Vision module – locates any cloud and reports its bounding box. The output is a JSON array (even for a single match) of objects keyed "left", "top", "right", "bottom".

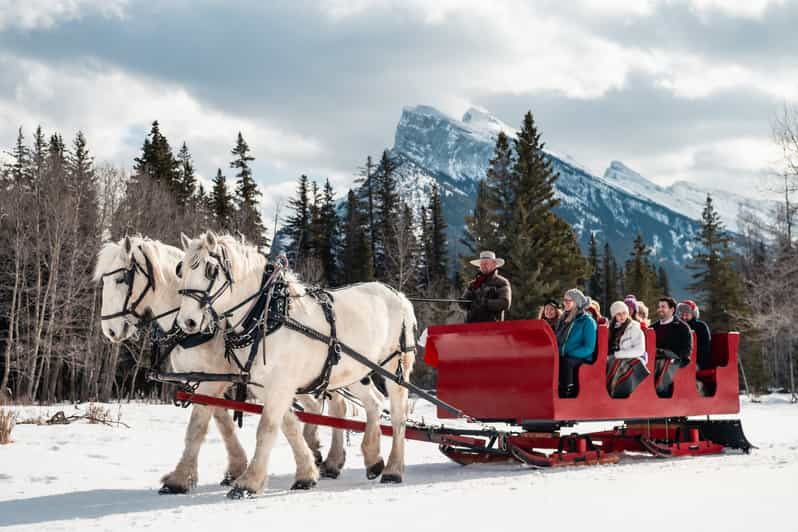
[
  {"left": 0, "top": 0, "right": 127, "bottom": 31},
  {"left": 0, "top": 0, "right": 794, "bottom": 205}
]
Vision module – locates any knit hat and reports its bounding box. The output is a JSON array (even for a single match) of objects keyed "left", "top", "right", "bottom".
[
  {"left": 677, "top": 300, "right": 699, "bottom": 319},
  {"left": 564, "top": 288, "right": 588, "bottom": 310},
  {"left": 544, "top": 298, "right": 560, "bottom": 310},
  {"left": 610, "top": 301, "right": 629, "bottom": 318},
  {"left": 624, "top": 295, "right": 638, "bottom": 316}
]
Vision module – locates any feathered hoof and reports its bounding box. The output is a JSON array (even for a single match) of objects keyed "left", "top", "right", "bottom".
[
  {"left": 290, "top": 479, "right": 317, "bottom": 490},
  {"left": 313, "top": 449, "right": 324, "bottom": 466},
  {"left": 226, "top": 486, "right": 256, "bottom": 499},
  {"left": 380, "top": 473, "right": 403, "bottom": 484},
  {"left": 366, "top": 458, "right": 385, "bottom": 480},
  {"left": 220, "top": 472, "right": 235, "bottom": 487},
  {"left": 158, "top": 484, "right": 189, "bottom": 495},
  {"left": 320, "top": 463, "right": 341, "bottom": 479}
]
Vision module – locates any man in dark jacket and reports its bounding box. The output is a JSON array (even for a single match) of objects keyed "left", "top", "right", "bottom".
[
  {"left": 460, "top": 251, "right": 512, "bottom": 323},
  {"left": 677, "top": 300, "right": 712, "bottom": 369},
  {"left": 651, "top": 296, "right": 693, "bottom": 397}
]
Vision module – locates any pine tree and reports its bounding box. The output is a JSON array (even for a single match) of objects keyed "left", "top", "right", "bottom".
[
  {"left": 314, "top": 179, "right": 340, "bottom": 286},
  {"left": 624, "top": 233, "right": 658, "bottom": 304},
  {"left": 484, "top": 130, "right": 514, "bottom": 259},
  {"left": 340, "top": 188, "right": 374, "bottom": 283},
  {"left": 31, "top": 126, "right": 46, "bottom": 182},
  {"left": 9, "top": 127, "right": 31, "bottom": 183},
  {"left": 461, "top": 180, "right": 495, "bottom": 263},
  {"left": 657, "top": 265, "right": 671, "bottom": 297},
  {"left": 504, "top": 111, "right": 587, "bottom": 318},
  {"left": 395, "top": 202, "right": 419, "bottom": 292},
  {"left": 284, "top": 174, "right": 312, "bottom": 265},
  {"left": 601, "top": 242, "right": 619, "bottom": 311},
  {"left": 133, "top": 121, "right": 180, "bottom": 190},
  {"left": 355, "top": 156, "right": 377, "bottom": 272},
  {"left": 424, "top": 183, "right": 448, "bottom": 290},
  {"left": 175, "top": 142, "right": 196, "bottom": 207},
  {"left": 374, "top": 150, "right": 400, "bottom": 280},
  {"left": 230, "top": 132, "right": 267, "bottom": 246},
  {"left": 587, "top": 232, "right": 601, "bottom": 300},
  {"left": 210, "top": 168, "right": 234, "bottom": 231},
  {"left": 689, "top": 194, "right": 745, "bottom": 330}
]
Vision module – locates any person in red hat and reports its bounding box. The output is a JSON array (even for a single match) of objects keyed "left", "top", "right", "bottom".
[{"left": 678, "top": 299, "right": 713, "bottom": 371}]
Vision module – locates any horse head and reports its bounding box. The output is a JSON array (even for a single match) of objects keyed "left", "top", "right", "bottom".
[{"left": 94, "top": 235, "right": 172, "bottom": 343}]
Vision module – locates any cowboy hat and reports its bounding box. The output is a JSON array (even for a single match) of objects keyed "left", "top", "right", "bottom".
[{"left": 469, "top": 250, "right": 505, "bottom": 268}]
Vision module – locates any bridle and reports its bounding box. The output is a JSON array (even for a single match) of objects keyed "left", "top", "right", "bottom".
[
  {"left": 100, "top": 250, "right": 156, "bottom": 325},
  {"left": 177, "top": 247, "right": 235, "bottom": 329}
]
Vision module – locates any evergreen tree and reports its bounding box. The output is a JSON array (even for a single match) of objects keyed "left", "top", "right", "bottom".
[
  {"left": 395, "top": 202, "right": 419, "bottom": 292},
  {"left": 133, "top": 121, "right": 180, "bottom": 190},
  {"left": 484, "top": 130, "right": 514, "bottom": 259},
  {"left": 355, "top": 155, "right": 377, "bottom": 272},
  {"left": 601, "top": 242, "right": 619, "bottom": 311},
  {"left": 314, "top": 179, "right": 340, "bottom": 286},
  {"left": 340, "top": 188, "right": 374, "bottom": 283},
  {"left": 657, "top": 265, "right": 671, "bottom": 297},
  {"left": 624, "top": 233, "right": 658, "bottom": 304},
  {"left": 504, "top": 111, "right": 587, "bottom": 318},
  {"left": 587, "top": 232, "right": 601, "bottom": 300},
  {"left": 31, "top": 126, "right": 46, "bottom": 182},
  {"left": 210, "top": 168, "right": 234, "bottom": 231},
  {"left": 461, "top": 180, "right": 495, "bottom": 263},
  {"left": 230, "top": 132, "right": 267, "bottom": 245},
  {"left": 423, "top": 183, "right": 448, "bottom": 289},
  {"left": 689, "top": 195, "right": 745, "bottom": 330},
  {"left": 284, "top": 174, "right": 312, "bottom": 265},
  {"left": 374, "top": 150, "right": 400, "bottom": 280},
  {"left": 175, "top": 142, "right": 196, "bottom": 207},
  {"left": 9, "top": 127, "right": 31, "bottom": 183}
]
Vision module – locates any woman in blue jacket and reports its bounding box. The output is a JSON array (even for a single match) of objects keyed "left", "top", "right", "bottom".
[{"left": 554, "top": 288, "right": 598, "bottom": 398}]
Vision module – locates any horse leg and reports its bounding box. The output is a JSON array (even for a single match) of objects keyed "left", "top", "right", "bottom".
[
  {"left": 381, "top": 352, "right": 414, "bottom": 484},
  {"left": 348, "top": 379, "right": 385, "bottom": 479},
  {"left": 160, "top": 404, "right": 212, "bottom": 494},
  {"left": 212, "top": 407, "right": 248, "bottom": 486},
  {"left": 281, "top": 409, "right": 321, "bottom": 490},
  {"left": 227, "top": 388, "right": 295, "bottom": 498},
  {"left": 296, "top": 395, "right": 324, "bottom": 466},
  {"left": 319, "top": 392, "right": 347, "bottom": 479}
]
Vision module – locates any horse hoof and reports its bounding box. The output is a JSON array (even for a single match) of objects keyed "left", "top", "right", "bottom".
[
  {"left": 226, "top": 486, "right": 255, "bottom": 499},
  {"left": 320, "top": 464, "right": 340, "bottom": 479},
  {"left": 220, "top": 472, "right": 235, "bottom": 487},
  {"left": 159, "top": 484, "right": 188, "bottom": 495},
  {"left": 290, "top": 479, "right": 317, "bottom": 490},
  {"left": 313, "top": 449, "right": 323, "bottom": 466},
  {"left": 380, "top": 474, "right": 403, "bottom": 484},
  {"left": 366, "top": 458, "right": 385, "bottom": 480}
]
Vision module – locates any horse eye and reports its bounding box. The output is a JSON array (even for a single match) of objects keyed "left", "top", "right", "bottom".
[{"left": 115, "top": 275, "right": 127, "bottom": 285}]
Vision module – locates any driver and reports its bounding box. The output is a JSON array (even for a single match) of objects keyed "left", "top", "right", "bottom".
[{"left": 460, "top": 251, "right": 512, "bottom": 323}]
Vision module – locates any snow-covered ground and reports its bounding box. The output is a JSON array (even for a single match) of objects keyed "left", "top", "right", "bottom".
[{"left": 1, "top": 396, "right": 796, "bottom": 531}]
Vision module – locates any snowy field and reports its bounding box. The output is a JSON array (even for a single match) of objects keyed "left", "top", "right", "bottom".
[{"left": 1, "top": 396, "right": 796, "bottom": 531}]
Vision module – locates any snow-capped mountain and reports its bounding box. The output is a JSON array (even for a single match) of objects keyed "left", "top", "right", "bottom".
[{"left": 389, "top": 105, "right": 768, "bottom": 298}]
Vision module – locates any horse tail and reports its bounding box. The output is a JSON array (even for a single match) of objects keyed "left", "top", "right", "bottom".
[{"left": 398, "top": 293, "right": 418, "bottom": 355}]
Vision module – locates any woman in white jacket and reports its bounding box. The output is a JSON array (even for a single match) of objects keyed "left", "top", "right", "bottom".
[{"left": 606, "top": 301, "right": 651, "bottom": 398}]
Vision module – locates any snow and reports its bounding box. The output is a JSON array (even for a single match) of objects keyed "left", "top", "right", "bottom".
[
  {"left": 1, "top": 396, "right": 796, "bottom": 531},
  {"left": 602, "top": 161, "right": 778, "bottom": 233}
]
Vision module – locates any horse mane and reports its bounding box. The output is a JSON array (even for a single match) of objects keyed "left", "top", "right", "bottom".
[{"left": 93, "top": 235, "right": 182, "bottom": 284}]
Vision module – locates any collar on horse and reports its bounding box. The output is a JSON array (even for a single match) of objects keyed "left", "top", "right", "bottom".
[{"left": 100, "top": 247, "right": 156, "bottom": 325}]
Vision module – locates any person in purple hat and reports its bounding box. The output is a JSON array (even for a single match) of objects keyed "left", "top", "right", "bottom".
[{"left": 624, "top": 295, "right": 638, "bottom": 320}]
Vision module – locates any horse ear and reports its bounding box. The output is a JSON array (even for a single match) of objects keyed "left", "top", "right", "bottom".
[
  {"left": 180, "top": 232, "right": 191, "bottom": 251},
  {"left": 205, "top": 231, "right": 218, "bottom": 252},
  {"left": 123, "top": 236, "right": 133, "bottom": 257}
]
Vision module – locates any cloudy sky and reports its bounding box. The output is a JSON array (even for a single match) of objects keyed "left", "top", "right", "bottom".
[{"left": 1, "top": 0, "right": 795, "bottom": 217}]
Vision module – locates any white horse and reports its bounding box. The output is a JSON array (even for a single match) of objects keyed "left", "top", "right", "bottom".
[
  {"left": 94, "top": 236, "right": 350, "bottom": 492},
  {"left": 176, "top": 231, "right": 416, "bottom": 497}
]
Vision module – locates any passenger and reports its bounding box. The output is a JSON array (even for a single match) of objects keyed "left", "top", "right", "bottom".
[
  {"left": 537, "top": 299, "right": 561, "bottom": 330},
  {"left": 677, "top": 300, "right": 712, "bottom": 369},
  {"left": 636, "top": 301, "right": 651, "bottom": 328},
  {"left": 678, "top": 300, "right": 714, "bottom": 396},
  {"left": 554, "top": 288, "right": 598, "bottom": 398},
  {"left": 624, "top": 294, "right": 639, "bottom": 320},
  {"left": 586, "top": 298, "right": 604, "bottom": 324},
  {"left": 606, "top": 301, "right": 650, "bottom": 398},
  {"left": 651, "top": 296, "right": 693, "bottom": 397},
  {"left": 460, "top": 251, "right": 512, "bottom": 323}
]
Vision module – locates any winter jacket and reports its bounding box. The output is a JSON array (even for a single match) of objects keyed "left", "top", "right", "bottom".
[
  {"left": 608, "top": 319, "right": 647, "bottom": 362},
  {"left": 460, "top": 271, "right": 512, "bottom": 323},
  {"left": 556, "top": 312, "right": 597, "bottom": 361},
  {"left": 651, "top": 316, "right": 693, "bottom": 367},
  {"left": 686, "top": 318, "right": 712, "bottom": 369}
]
